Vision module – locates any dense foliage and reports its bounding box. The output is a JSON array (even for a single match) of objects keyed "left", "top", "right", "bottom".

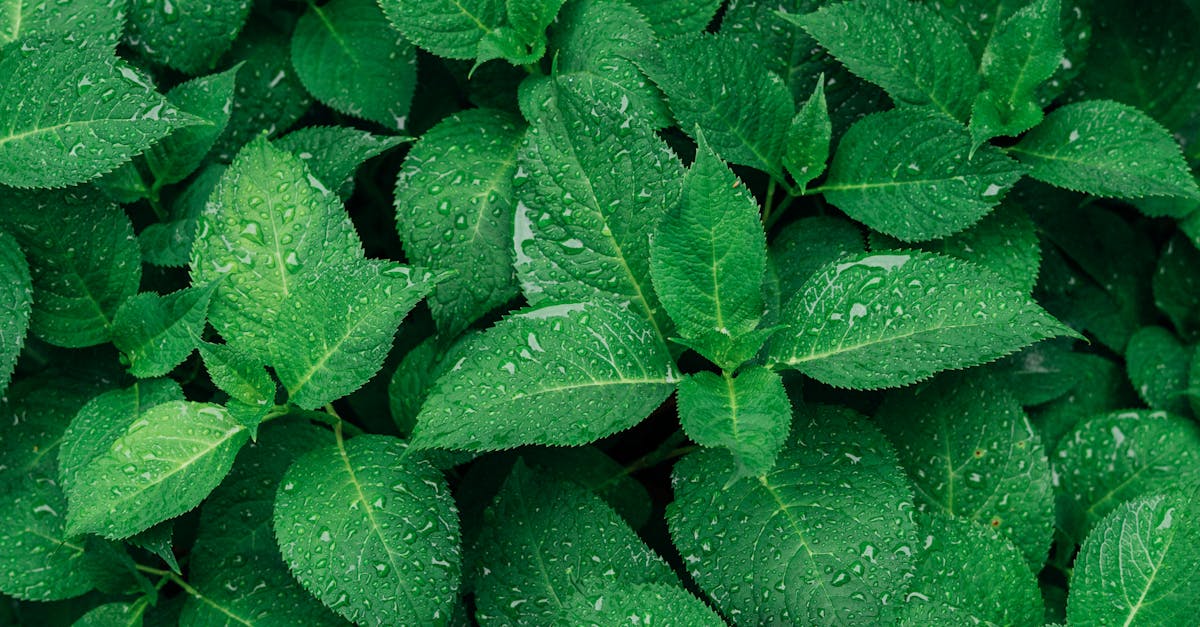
[{"left": 2, "top": 0, "right": 1200, "bottom": 625}]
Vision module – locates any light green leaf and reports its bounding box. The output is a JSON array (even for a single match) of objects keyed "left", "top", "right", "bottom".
[
  {"left": 72, "top": 600, "right": 147, "bottom": 627},
  {"left": 0, "top": 38, "right": 194, "bottom": 189},
  {"left": 292, "top": 0, "right": 416, "bottom": 130},
  {"left": 1053, "top": 410, "right": 1200, "bottom": 542},
  {"left": 677, "top": 367, "right": 791, "bottom": 477},
  {"left": 900, "top": 511, "right": 1041, "bottom": 627},
  {"left": 65, "top": 401, "right": 248, "bottom": 539},
  {"left": 769, "top": 251, "right": 1073, "bottom": 390},
  {"left": 395, "top": 108, "right": 523, "bottom": 337},
  {"left": 626, "top": 0, "right": 720, "bottom": 37},
  {"left": 378, "top": 0, "right": 502, "bottom": 60},
  {"left": 769, "top": 215, "right": 864, "bottom": 300},
  {"left": 820, "top": 108, "right": 1026, "bottom": 241},
  {"left": 0, "top": 189, "right": 141, "bottom": 348},
  {"left": 273, "top": 435, "right": 460, "bottom": 626},
  {"left": 1153, "top": 233, "right": 1200, "bottom": 341},
  {"left": 275, "top": 126, "right": 407, "bottom": 201},
  {"left": 1126, "top": 326, "right": 1192, "bottom": 416},
  {"left": 190, "top": 137, "right": 362, "bottom": 363},
  {"left": 412, "top": 300, "right": 678, "bottom": 451},
  {"left": 59, "top": 379, "right": 184, "bottom": 497},
  {"left": 1068, "top": 490, "right": 1200, "bottom": 626},
  {"left": 784, "top": 77, "right": 831, "bottom": 191},
  {"left": 642, "top": 32, "right": 793, "bottom": 175},
  {"left": 145, "top": 66, "right": 240, "bottom": 187},
  {"left": 126, "top": 0, "right": 250, "bottom": 73},
  {"left": 787, "top": 0, "right": 977, "bottom": 121},
  {"left": 669, "top": 405, "right": 918, "bottom": 625},
  {"left": 182, "top": 420, "right": 343, "bottom": 627},
  {"left": 0, "top": 229, "right": 31, "bottom": 393},
  {"left": 969, "top": 0, "right": 1063, "bottom": 145},
  {"left": 554, "top": 580, "right": 724, "bottom": 627},
  {"left": 0, "top": 0, "right": 125, "bottom": 48},
  {"left": 875, "top": 373, "right": 1055, "bottom": 567},
  {"left": 1010, "top": 100, "right": 1200, "bottom": 200},
  {"left": 271, "top": 258, "right": 438, "bottom": 410},
  {"left": 198, "top": 341, "right": 275, "bottom": 408},
  {"left": 112, "top": 283, "right": 217, "bottom": 379},
  {"left": 649, "top": 135, "right": 767, "bottom": 365},
  {"left": 506, "top": 0, "right": 564, "bottom": 44},
  {"left": 474, "top": 462, "right": 677, "bottom": 626},
  {"left": 514, "top": 76, "right": 682, "bottom": 341}
]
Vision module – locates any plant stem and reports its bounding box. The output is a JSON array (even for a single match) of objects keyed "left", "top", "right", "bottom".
[
  {"left": 619, "top": 430, "right": 695, "bottom": 477},
  {"left": 762, "top": 179, "right": 778, "bottom": 225}
]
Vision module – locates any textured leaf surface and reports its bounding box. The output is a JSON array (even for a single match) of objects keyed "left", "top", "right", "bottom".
[
  {"left": 554, "top": 581, "right": 723, "bottom": 626},
  {"left": 769, "top": 216, "right": 864, "bottom": 300},
  {"left": 275, "top": 126, "right": 406, "bottom": 201},
  {"left": 0, "top": 0, "right": 125, "bottom": 48},
  {"left": 1125, "top": 326, "right": 1191, "bottom": 416},
  {"left": 198, "top": 341, "right": 275, "bottom": 409},
  {"left": 821, "top": 108, "right": 1026, "bottom": 241},
  {"left": 900, "top": 512, "right": 1041, "bottom": 627},
  {"left": 0, "top": 189, "right": 141, "bottom": 348},
  {"left": 1067, "top": 491, "right": 1200, "bottom": 627},
  {"left": 875, "top": 374, "right": 1054, "bottom": 566},
  {"left": 474, "top": 463, "right": 676, "bottom": 625},
  {"left": 784, "top": 78, "right": 831, "bottom": 190},
  {"left": 1053, "top": 410, "right": 1200, "bottom": 541},
  {"left": 111, "top": 283, "right": 216, "bottom": 379},
  {"left": 0, "top": 230, "right": 31, "bottom": 393},
  {"left": 273, "top": 435, "right": 460, "bottom": 626},
  {"left": 0, "top": 38, "right": 191, "bottom": 188},
  {"left": 643, "top": 33, "right": 793, "bottom": 174},
  {"left": 292, "top": 0, "right": 416, "bottom": 130},
  {"left": 126, "top": 0, "right": 250, "bottom": 73},
  {"left": 378, "top": 0, "right": 502, "bottom": 59},
  {"left": 413, "top": 301, "right": 677, "bottom": 450},
  {"left": 649, "top": 137, "right": 766, "bottom": 364},
  {"left": 145, "top": 67, "right": 239, "bottom": 187},
  {"left": 626, "top": 0, "right": 720, "bottom": 37},
  {"left": 514, "top": 76, "right": 682, "bottom": 340},
  {"left": 271, "top": 259, "right": 436, "bottom": 409},
  {"left": 65, "top": 401, "right": 247, "bottom": 539},
  {"left": 191, "top": 137, "right": 362, "bottom": 363},
  {"left": 669, "top": 405, "right": 917, "bottom": 626},
  {"left": 73, "top": 601, "right": 146, "bottom": 627},
  {"left": 770, "top": 251, "right": 1073, "bottom": 389},
  {"left": 1011, "top": 100, "right": 1200, "bottom": 200},
  {"left": 396, "top": 108, "right": 523, "bottom": 337},
  {"left": 677, "top": 367, "right": 791, "bottom": 477},
  {"left": 789, "top": 0, "right": 976, "bottom": 121}
]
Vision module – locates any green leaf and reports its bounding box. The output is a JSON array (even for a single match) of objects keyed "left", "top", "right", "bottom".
[
  {"left": 274, "top": 125, "right": 407, "bottom": 201},
  {"left": 1067, "top": 490, "right": 1200, "bottom": 626},
  {"left": 1153, "top": 233, "right": 1200, "bottom": 341},
  {"left": 788, "top": 0, "right": 977, "bottom": 121},
  {"left": 642, "top": 32, "right": 793, "bottom": 175},
  {"left": 1053, "top": 410, "right": 1200, "bottom": 542},
  {"left": 969, "top": 0, "right": 1063, "bottom": 145},
  {"left": 474, "top": 462, "right": 677, "bottom": 625},
  {"left": 111, "top": 283, "right": 217, "bottom": 379},
  {"left": 677, "top": 367, "right": 791, "bottom": 477},
  {"left": 144, "top": 66, "right": 240, "bottom": 187},
  {"left": 412, "top": 300, "right": 678, "bottom": 451},
  {"left": 128, "top": 521, "right": 179, "bottom": 574},
  {"left": 388, "top": 332, "right": 475, "bottom": 436},
  {"left": 875, "top": 373, "right": 1055, "bottom": 567},
  {"left": 395, "top": 108, "right": 523, "bottom": 337},
  {"left": 769, "top": 215, "right": 864, "bottom": 300},
  {"left": 292, "top": 0, "right": 416, "bottom": 130},
  {"left": 1010, "top": 100, "right": 1200, "bottom": 200},
  {"left": 669, "top": 405, "right": 918, "bottom": 625},
  {"left": 784, "top": 77, "right": 831, "bottom": 191},
  {"left": 521, "top": 446, "right": 653, "bottom": 530},
  {"left": 0, "top": 229, "right": 31, "bottom": 393},
  {"left": 554, "top": 581, "right": 724, "bottom": 627},
  {"left": 378, "top": 0, "right": 502, "bottom": 60},
  {"left": 65, "top": 401, "right": 248, "bottom": 539},
  {"left": 0, "top": 189, "right": 141, "bottom": 348},
  {"left": 126, "top": 0, "right": 250, "bottom": 73},
  {"left": 900, "top": 511, "right": 1041, "bottom": 627},
  {"left": 0, "top": 0, "right": 125, "bottom": 48},
  {"left": 869, "top": 201, "right": 1042, "bottom": 293},
  {"left": 190, "top": 137, "right": 362, "bottom": 364},
  {"left": 820, "top": 108, "right": 1026, "bottom": 241},
  {"left": 626, "top": 0, "right": 721, "bottom": 37},
  {"left": 273, "top": 434, "right": 460, "bottom": 626},
  {"left": 1126, "top": 326, "right": 1192, "bottom": 416},
  {"left": 72, "top": 601, "right": 146, "bottom": 627},
  {"left": 59, "top": 379, "right": 185, "bottom": 497},
  {"left": 506, "top": 0, "right": 565, "bottom": 44},
  {"left": 983, "top": 339, "right": 1086, "bottom": 407},
  {"left": 198, "top": 341, "right": 275, "bottom": 408},
  {"left": 514, "top": 76, "right": 682, "bottom": 340},
  {"left": 1030, "top": 352, "right": 1135, "bottom": 452},
  {"left": 271, "top": 258, "right": 438, "bottom": 410},
  {"left": 769, "top": 251, "right": 1074, "bottom": 390},
  {"left": 649, "top": 135, "right": 767, "bottom": 365},
  {"left": 139, "top": 165, "right": 222, "bottom": 269},
  {"left": 0, "top": 38, "right": 195, "bottom": 189}
]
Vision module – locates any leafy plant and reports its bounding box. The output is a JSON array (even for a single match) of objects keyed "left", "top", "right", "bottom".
[{"left": 3, "top": 0, "right": 1200, "bottom": 625}]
